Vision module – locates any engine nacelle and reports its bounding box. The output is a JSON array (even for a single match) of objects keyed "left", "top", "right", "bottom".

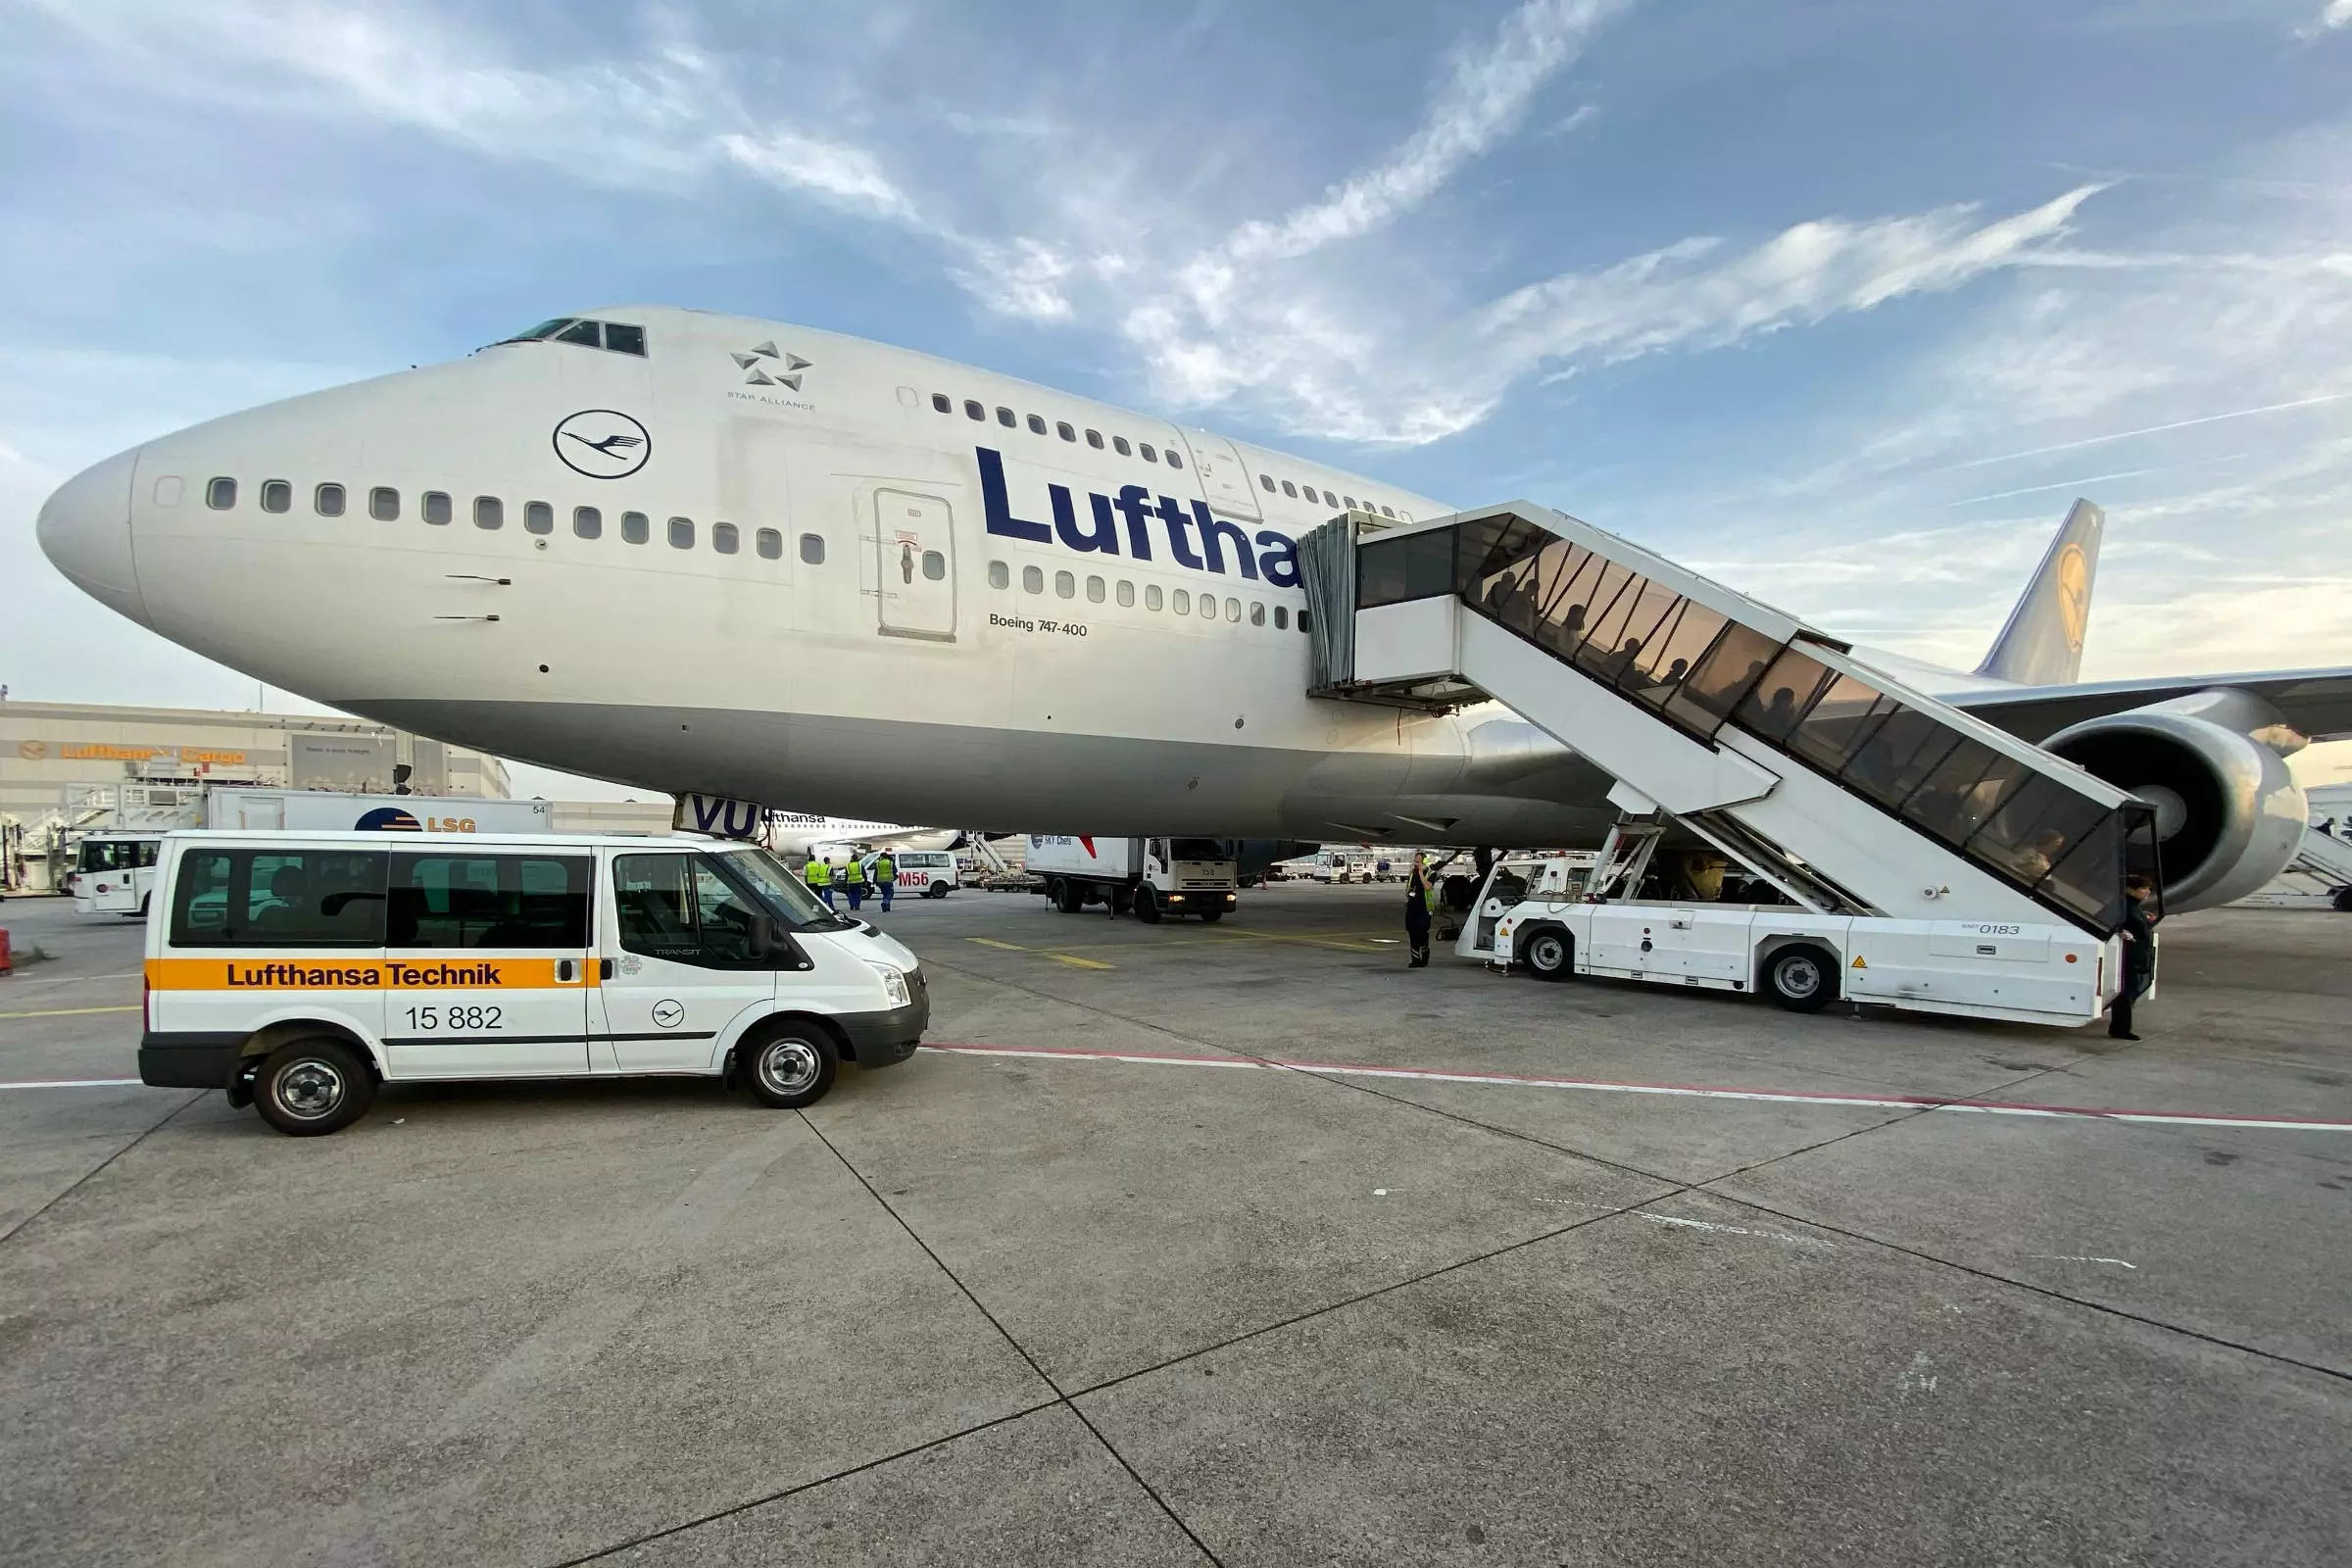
[{"left": 2044, "top": 689, "right": 2309, "bottom": 911}]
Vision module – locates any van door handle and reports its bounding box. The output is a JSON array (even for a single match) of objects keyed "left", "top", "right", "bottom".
[
  {"left": 558, "top": 958, "right": 576, "bottom": 983},
  {"left": 600, "top": 958, "right": 614, "bottom": 981}
]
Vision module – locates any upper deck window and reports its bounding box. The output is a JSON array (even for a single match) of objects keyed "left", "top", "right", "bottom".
[{"left": 495, "top": 318, "right": 646, "bottom": 356}]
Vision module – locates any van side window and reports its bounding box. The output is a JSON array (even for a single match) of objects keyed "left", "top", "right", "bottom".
[
  {"left": 388, "top": 854, "right": 590, "bottom": 948},
  {"left": 612, "top": 854, "right": 773, "bottom": 969},
  {"left": 169, "top": 848, "right": 388, "bottom": 947}
]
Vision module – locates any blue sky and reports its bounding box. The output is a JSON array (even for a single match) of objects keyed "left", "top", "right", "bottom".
[{"left": 5, "top": 0, "right": 2351, "bottom": 793}]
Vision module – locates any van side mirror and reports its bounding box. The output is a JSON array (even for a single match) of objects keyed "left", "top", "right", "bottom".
[{"left": 749, "top": 913, "right": 782, "bottom": 960}]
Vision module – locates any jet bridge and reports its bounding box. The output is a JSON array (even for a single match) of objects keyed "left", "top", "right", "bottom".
[{"left": 1298, "top": 504, "right": 2158, "bottom": 940}]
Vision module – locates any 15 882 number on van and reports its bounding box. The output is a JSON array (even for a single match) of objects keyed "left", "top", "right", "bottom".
[{"left": 402, "top": 1005, "right": 503, "bottom": 1032}]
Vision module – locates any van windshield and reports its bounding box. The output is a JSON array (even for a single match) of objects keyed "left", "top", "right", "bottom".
[{"left": 715, "top": 846, "right": 847, "bottom": 930}]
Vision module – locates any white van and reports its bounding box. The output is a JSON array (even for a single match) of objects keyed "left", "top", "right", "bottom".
[
  {"left": 858, "top": 849, "right": 960, "bottom": 898},
  {"left": 140, "top": 832, "right": 929, "bottom": 1136},
  {"left": 70, "top": 833, "right": 167, "bottom": 916}
]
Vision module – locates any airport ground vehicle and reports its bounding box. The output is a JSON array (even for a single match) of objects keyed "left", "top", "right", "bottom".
[
  {"left": 858, "top": 849, "right": 960, "bottom": 898},
  {"left": 1486, "top": 827, "right": 2130, "bottom": 1027},
  {"left": 205, "top": 790, "right": 555, "bottom": 834},
  {"left": 68, "top": 832, "right": 167, "bottom": 915},
  {"left": 1026, "top": 835, "right": 1240, "bottom": 921},
  {"left": 138, "top": 831, "right": 927, "bottom": 1135}
]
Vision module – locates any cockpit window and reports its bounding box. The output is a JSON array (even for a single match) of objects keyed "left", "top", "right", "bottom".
[{"left": 495, "top": 318, "right": 648, "bottom": 356}]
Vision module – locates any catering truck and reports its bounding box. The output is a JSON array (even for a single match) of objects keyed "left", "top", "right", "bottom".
[
  {"left": 1026, "top": 836, "right": 1240, "bottom": 922},
  {"left": 204, "top": 790, "right": 554, "bottom": 835}
]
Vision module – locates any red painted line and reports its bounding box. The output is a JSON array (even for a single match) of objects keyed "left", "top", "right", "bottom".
[{"left": 918, "top": 1044, "right": 2352, "bottom": 1134}]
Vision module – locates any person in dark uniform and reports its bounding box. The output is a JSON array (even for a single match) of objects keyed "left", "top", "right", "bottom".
[
  {"left": 2108, "top": 874, "right": 2158, "bottom": 1040},
  {"left": 1404, "top": 857, "right": 1434, "bottom": 968}
]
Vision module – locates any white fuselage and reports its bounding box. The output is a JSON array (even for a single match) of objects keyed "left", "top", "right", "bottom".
[{"left": 41, "top": 305, "right": 1628, "bottom": 843}]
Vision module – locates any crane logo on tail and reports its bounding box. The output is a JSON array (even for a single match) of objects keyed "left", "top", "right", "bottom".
[{"left": 2056, "top": 543, "right": 2091, "bottom": 652}]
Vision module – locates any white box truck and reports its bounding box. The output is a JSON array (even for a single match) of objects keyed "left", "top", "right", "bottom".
[
  {"left": 1026, "top": 836, "right": 1239, "bottom": 923},
  {"left": 205, "top": 791, "right": 554, "bottom": 835}
]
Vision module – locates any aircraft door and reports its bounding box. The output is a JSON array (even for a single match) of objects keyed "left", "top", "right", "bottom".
[
  {"left": 873, "top": 487, "right": 956, "bottom": 642},
  {"left": 1177, "top": 429, "right": 1262, "bottom": 522}
]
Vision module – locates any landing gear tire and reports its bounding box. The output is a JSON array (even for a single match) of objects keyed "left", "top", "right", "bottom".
[
  {"left": 1523, "top": 927, "right": 1573, "bottom": 981},
  {"left": 1764, "top": 945, "right": 1838, "bottom": 1012},
  {"left": 741, "top": 1022, "right": 839, "bottom": 1109},
  {"left": 1135, "top": 887, "right": 1163, "bottom": 924},
  {"left": 1054, "top": 879, "right": 1085, "bottom": 914},
  {"left": 253, "top": 1038, "right": 375, "bottom": 1137}
]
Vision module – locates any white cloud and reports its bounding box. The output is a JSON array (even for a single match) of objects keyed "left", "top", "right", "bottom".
[{"left": 2315, "top": 0, "right": 2352, "bottom": 31}]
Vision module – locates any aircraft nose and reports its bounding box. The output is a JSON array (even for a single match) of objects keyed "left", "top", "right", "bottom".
[{"left": 37, "top": 446, "right": 149, "bottom": 626}]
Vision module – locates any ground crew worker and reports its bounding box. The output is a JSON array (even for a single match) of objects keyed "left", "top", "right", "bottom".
[
  {"left": 875, "top": 852, "right": 898, "bottom": 912},
  {"left": 2108, "top": 873, "right": 2159, "bottom": 1040},
  {"left": 1404, "top": 856, "right": 1434, "bottom": 968},
  {"left": 843, "top": 860, "right": 865, "bottom": 912},
  {"left": 806, "top": 856, "right": 834, "bottom": 909}
]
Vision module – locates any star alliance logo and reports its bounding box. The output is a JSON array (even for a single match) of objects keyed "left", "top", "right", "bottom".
[{"left": 732, "top": 340, "right": 811, "bottom": 390}]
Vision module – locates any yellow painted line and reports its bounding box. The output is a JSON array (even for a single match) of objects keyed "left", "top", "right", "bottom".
[
  {"left": 0, "top": 1004, "right": 142, "bottom": 1020},
  {"left": 1048, "top": 954, "right": 1116, "bottom": 970},
  {"left": 967, "top": 938, "right": 1031, "bottom": 952}
]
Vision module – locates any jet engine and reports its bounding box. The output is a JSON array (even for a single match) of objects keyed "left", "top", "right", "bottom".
[{"left": 2043, "top": 689, "right": 2309, "bottom": 911}]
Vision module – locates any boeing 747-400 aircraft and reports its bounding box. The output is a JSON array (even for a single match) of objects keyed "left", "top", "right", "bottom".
[{"left": 37, "top": 306, "right": 2352, "bottom": 909}]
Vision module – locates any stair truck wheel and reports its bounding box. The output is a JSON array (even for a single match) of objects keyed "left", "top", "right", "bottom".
[
  {"left": 1763, "top": 944, "right": 1838, "bottom": 1012},
  {"left": 1198, "top": 907, "right": 1224, "bottom": 923},
  {"left": 1522, "top": 925, "right": 1573, "bottom": 981}
]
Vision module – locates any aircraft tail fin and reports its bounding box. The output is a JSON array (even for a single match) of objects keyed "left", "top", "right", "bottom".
[{"left": 1975, "top": 499, "right": 2103, "bottom": 686}]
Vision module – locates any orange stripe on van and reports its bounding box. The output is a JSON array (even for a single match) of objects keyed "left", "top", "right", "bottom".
[{"left": 145, "top": 957, "right": 597, "bottom": 991}]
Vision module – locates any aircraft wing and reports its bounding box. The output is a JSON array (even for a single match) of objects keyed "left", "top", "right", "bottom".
[{"left": 1942, "top": 666, "right": 2352, "bottom": 744}]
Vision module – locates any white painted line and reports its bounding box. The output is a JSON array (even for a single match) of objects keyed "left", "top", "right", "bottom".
[
  {"left": 2028, "top": 1254, "right": 2139, "bottom": 1269},
  {"left": 921, "top": 1044, "right": 2352, "bottom": 1135},
  {"left": 0, "top": 1078, "right": 146, "bottom": 1091}
]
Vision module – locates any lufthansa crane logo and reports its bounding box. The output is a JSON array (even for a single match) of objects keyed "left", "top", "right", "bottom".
[
  {"left": 2055, "top": 542, "right": 2091, "bottom": 652},
  {"left": 553, "top": 410, "right": 652, "bottom": 479},
  {"left": 651, "top": 999, "right": 685, "bottom": 1029}
]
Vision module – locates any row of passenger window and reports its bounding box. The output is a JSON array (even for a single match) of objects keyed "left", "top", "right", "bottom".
[
  {"left": 200, "top": 477, "right": 826, "bottom": 564},
  {"left": 987, "top": 559, "right": 1309, "bottom": 631},
  {"left": 1263, "top": 473, "right": 1400, "bottom": 520},
  {"left": 926, "top": 390, "right": 1407, "bottom": 520},
  {"left": 932, "top": 392, "right": 1188, "bottom": 469}
]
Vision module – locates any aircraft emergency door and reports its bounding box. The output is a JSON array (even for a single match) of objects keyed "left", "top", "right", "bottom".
[
  {"left": 1178, "top": 429, "right": 1262, "bottom": 522},
  {"left": 873, "top": 487, "right": 956, "bottom": 641}
]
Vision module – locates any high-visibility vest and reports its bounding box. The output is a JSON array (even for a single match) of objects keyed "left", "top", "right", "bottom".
[
  {"left": 875, "top": 856, "right": 896, "bottom": 880},
  {"left": 806, "top": 860, "right": 832, "bottom": 886}
]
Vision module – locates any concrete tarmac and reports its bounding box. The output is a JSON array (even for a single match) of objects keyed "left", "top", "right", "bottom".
[{"left": 1, "top": 886, "right": 2347, "bottom": 1566}]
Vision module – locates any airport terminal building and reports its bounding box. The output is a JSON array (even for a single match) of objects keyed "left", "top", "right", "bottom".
[{"left": 1, "top": 698, "right": 510, "bottom": 893}]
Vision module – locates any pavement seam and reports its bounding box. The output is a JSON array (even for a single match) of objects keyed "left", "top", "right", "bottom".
[
  {"left": 928, "top": 955, "right": 2352, "bottom": 1387},
  {"left": 542, "top": 1397, "right": 1064, "bottom": 1565},
  {"left": 795, "top": 1110, "right": 1230, "bottom": 1568},
  {"left": 0, "top": 1089, "right": 201, "bottom": 1250},
  {"left": 1695, "top": 1188, "right": 2352, "bottom": 1386}
]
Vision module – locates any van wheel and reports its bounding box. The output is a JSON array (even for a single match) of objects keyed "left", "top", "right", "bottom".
[
  {"left": 1135, "top": 887, "right": 1163, "bottom": 924},
  {"left": 742, "top": 1022, "right": 839, "bottom": 1108},
  {"left": 254, "top": 1038, "right": 374, "bottom": 1136},
  {"left": 923, "top": 884, "right": 947, "bottom": 900},
  {"left": 1523, "top": 927, "right": 1573, "bottom": 981},
  {"left": 1054, "top": 879, "right": 1085, "bottom": 914},
  {"left": 1764, "top": 945, "right": 1838, "bottom": 1012}
]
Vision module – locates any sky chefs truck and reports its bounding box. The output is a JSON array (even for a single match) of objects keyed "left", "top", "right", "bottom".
[
  {"left": 1026, "top": 836, "right": 1240, "bottom": 921},
  {"left": 139, "top": 830, "right": 927, "bottom": 1135}
]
